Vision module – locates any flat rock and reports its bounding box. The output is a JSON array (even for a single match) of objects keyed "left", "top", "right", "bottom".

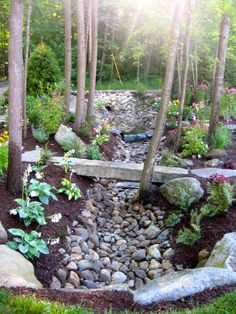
[
  {"left": 160, "top": 177, "right": 204, "bottom": 207},
  {"left": 0, "top": 245, "right": 42, "bottom": 288},
  {"left": 191, "top": 168, "right": 236, "bottom": 179},
  {"left": 133, "top": 267, "right": 236, "bottom": 305},
  {"left": 205, "top": 233, "right": 236, "bottom": 271}
]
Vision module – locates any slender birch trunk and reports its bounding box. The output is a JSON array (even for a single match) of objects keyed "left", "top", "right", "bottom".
[
  {"left": 64, "top": 0, "right": 72, "bottom": 113},
  {"left": 7, "top": 0, "right": 24, "bottom": 194}
]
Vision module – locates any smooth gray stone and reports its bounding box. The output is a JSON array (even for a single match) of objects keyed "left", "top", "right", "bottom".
[
  {"left": 191, "top": 168, "right": 236, "bottom": 178},
  {"left": 133, "top": 267, "right": 236, "bottom": 305}
]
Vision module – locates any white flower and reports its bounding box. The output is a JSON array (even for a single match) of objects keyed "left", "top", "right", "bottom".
[
  {"left": 48, "top": 213, "right": 62, "bottom": 223},
  {"left": 48, "top": 237, "right": 60, "bottom": 245},
  {"left": 9, "top": 209, "right": 17, "bottom": 215},
  {"left": 35, "top": 172, "right": 43, "bottom": 179}
]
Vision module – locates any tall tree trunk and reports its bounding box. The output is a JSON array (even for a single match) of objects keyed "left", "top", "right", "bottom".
[
  {"left": 208, "top": 14, "right": 230, "bottom": 146},
  {"left": 86, "top": 0, "right": 98, "bottom": 120},
  {"left": 22, "top": 0, "right": 32, "bottom": 138},
  {"left": 175, "top": 0, "right": 192, "bottom": 151},
  {"left": 73, "top": 0, "right": 86, "bottom": 133},
  {"left": 99, "top": 19, "right": 109, "bottom": 82},
  {"left": 145, "top": 52, "right": 152, "bottom": 80},
  {"left": 177, "top": 33, "right": 183, "bottom": 99},
  {"left": 85, "top": 0, "right": 91, "bottom": 65},
  {"left": 64, "top": 0, "right": 72, "bottom": 113},
  {"left": 138, "top": 1, "right": 185, "bottom": 200},
  {"left": 7, "top": 0, "right": 24, "bottom": 195},
  {"left": 110, "top": 23, "right": 115, "bottom": 81}
]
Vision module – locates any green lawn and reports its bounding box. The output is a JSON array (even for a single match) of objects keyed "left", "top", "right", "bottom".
[{"left": 1, "top": 288, "right": 236, "bottom": 314}]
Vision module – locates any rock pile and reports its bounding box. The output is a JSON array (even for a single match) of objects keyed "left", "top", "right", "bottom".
[{"left": 51, "top": 179, "right": 179, "bottom": 290}]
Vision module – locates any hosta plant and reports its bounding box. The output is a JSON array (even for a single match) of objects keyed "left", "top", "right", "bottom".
[
  {"left": 7, "top": 228, "right": 49, "bottom": 260},
  {"left": 58, "top": 178, "right": 81, "bottom": 201},
  {"left": 28, "top": 179, "right": 58, "bottom": 205},
  {"left": 10, "top": 199, "right": 46, "bottom": 226},
  {"left": 56, "top": 151, "right": 76, "bottom": 173}
]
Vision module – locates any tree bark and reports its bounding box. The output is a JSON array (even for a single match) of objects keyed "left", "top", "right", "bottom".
[
  {"left": 175, "top": 0, "right": 192, "bottom": 151},
  {"left": 7, "top": 0, "right": 24, "bottom": 195},
  {"left": 85, "top": 0, "right": 91, "bottom": 65},
  {"left": 99, "top": 18, "right": 109, "bottom": 82},
  {"left": 208, "top": 14, "right": 230, "bottom": 146},
  {"left": 177, "top": 33, "right": 183, "bottom": 99},
  {"left": 138, "top": 1, "right": 185, "bottom": 200},
  {"left": 64, "top": 0, "right": 72, "bottom": 113},
  {"left": 73, "top": 0, "right": 86, "bottom": 133},
  {"left": 22, "top": 0, "right": 32, "bottom": 138},
  {"left": 86, "top": 0, "right": 98, "bottom": 120}
]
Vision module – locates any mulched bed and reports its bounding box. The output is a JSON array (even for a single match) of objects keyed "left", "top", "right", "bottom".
[{"left": 0, "top": 122, "right": 236, "bottom": 313}]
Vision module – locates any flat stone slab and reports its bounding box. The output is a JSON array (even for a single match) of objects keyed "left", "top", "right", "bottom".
[
  {"left": 133, "top": 267, "right": 236, "bottom": 305},
  {"left": 191, "top": 168, "right": 236, "bottom": 178}
]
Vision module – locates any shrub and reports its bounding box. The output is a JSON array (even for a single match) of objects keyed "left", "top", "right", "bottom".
[
  {"left": 79, "top": 122, "right": 91, "bottom": 137},
  {"left": 211, "top": 124, "right": 232, "bottom": 149},
  {"left": 58, "top": 178, "right": 81, "bottom": 201},
  {"left": 27, "top": 95, "right": 65, "bottom": 135},
  {"left": 192, "top": 100, "right": 210, "bottom": 122},
  {"left": 62, "top": 138, "right": 86, "bottom": 158},
  {"left": 27, "top": 43, "right": 62, "bottom": 96},
  {"left": 7, "top": 228, "right": 49, "bottom": 260},
  {"left": 181, "top": 124, "right": 208, "bottom": 158},
  {"left": 0, "top": 143, "right": 8, "bottom": 176},
  {"left": 159, "top": 149, "right": 183, "bottom": 167},
  {"left": 32, "top": 128, "right": 49, "bottom": 143},
  {"left": 220, "top": 89, "right": 236, "bottom": 120},
  {"left": 10, "top": 199, "right": 45, "bottom": 226},
  {"left": 92, "top": 133, "right": 109, "bottom": 146},
  {"left": 86, "top": 144, "right": 103, "bottom": 160}
]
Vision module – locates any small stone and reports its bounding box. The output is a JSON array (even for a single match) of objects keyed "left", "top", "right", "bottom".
[
  {"left": 100, "top": 269, "right": 111, "bottom": 283},
  {"left": 66, "top": 261, "right": 78, "bottom": 271},
  {"left": 144, "top": 225, "right": 161, "bottom": 240},
  {"left": 68, "top": 271, "right": 80, "bottom": 288},
  {"left": 163, "top": 248, "right": 175, "bottom": 260},
  {"left": 139, "top": 261, "right": 149, "bottom": 271},
  {"left": 135, "top": 278, "right": 144, "bottom": 289},
  {"left": 147, "top": 245, "right": 162, "bottom": 260},
  {"left": 112, "top": 271, "right": 127, "bottom": 284},
  {"left": 83, "top": 280, "right": 100, "bottom": 289},
  {"left": 58, "top": 248, "right": 66, "bottom": 255},
  {"left": 80, "top": 241, "right": 89, "bottom": 254},
  {"left": 89, "top": 234, "right": 99, "bottom": 248},
  {"left": 134, "top": 269, "right": 147, "bottom": 279},
  {"left": 143, "top": 220, "right": 152, "bottom": 228},
  {"left": 162, "top": 259, "right": 173, "bottom": 270},
  {"left": 77, "top": 259, "right": 94, "bottom": 271},
  {"left": 57, "top": 268, "right": 68, "bottom": 284},
  {"left": 149, "top": 259, "right": 162, "bottom": 270},
  {"left": 79, "top": 270, "right": 94, "bottom": 281},
  {"left": 131, "top": 249, "right": 146, "bottom": 262},
  {"left": 198, "top": 249, "right": 210, "bottom": 262},
  {"left": 50, "top": 276, "right": 61, "bottom": 289},
  {"left": 148, "top": 269, "right": 163, "bottom": 279},
  {"left": 74, "top": 227, "right": 89, "bottom": 241},
  {"left": 65, "top": 282, "right": 75, "bottom": 289},
  {"left": 81, "top": 210, "right": 91, "bottom": 218},
  {"left": 88, "top": 249, "right": 100, "bottom": 261},
  {"left": 71, "top": 246, "right": 82, "bottom": 255},
  {"left": 156, "top": 229, "right": 170, "bottom": 243},
  {"left": 128, "top": 279, "right": 135, "bottom": 288}
]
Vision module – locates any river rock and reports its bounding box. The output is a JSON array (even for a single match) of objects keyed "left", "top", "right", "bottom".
[
  {"left": 133, "top": 267, "right": 236, "bottom": 305},
  {"left": 0, "top": 245, "right": 42, "bottom": 288},
  {"left": 147, "top": 245, "right": 162, "bottom": 260},
  {"left": 68, "top": 271, "right": 81, "bottom": 288},
  {"left": 205, "top": 233, "right": 236, "bottom": 271},
  {"left": 144, "top": 225, "right": 160, "bottom": 240},
  {"left": 112, "top": 271, "right": 127, "bottom": 284},
  {"left": 131, "top": 249, "right": 146, "bottom": 261},
  {"left": 160, "top": 177, "right": 204, "bottom": 207},
  {"left": 50, "top": 276, "right": 62, "bottom": 289}
]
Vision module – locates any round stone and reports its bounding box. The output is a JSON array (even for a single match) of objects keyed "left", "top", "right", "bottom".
[{"left": 112, "top": 271, "right": 127, "bottom": 284}]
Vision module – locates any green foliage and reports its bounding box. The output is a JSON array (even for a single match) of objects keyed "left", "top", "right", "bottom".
[
  {"left": 192, "top": 101, "right": 211, "bottom": 122},
  {"left": 176, "top": 210, "right": 202, "bottom": 246},
  {"left": 195, "top": 86, "right": 208, "bottom": 102},
  {"left": 86, "top": 144, "right": 103, "bottom": 160},
  {"left": 100, "top": 121, "right": 111, "bottom": 136},
  {"left": 7, "top": 228, "right": 49, "bottom": 260},
  {"left": 185, "top": 87, "right": 193, "bottom": 105},
  {"left": 66, "top": 112, "right": 76, "bottom": 122},
  {"left": 56, "top": 151, "right": 76, "bottom": 173},
  {"left": 37, "top": 145, "right": 55, "bottom": 166},
  {"left": 79, "top": 122, "right": 91, "bottom": 137},
  {"left": 168, "top": 99, "right": 180, "bottom": 118},
  {"left": 58, "top": 178, "right": 81, "bottom": 201},
  {"left": 94, "top": 100, "right": 105, "bottom": 111},
  {"left": 165, "top": 211, "right": 183, "bottom": 227},
  {"left": 27, "top": 95, "right": 65, "bottom": 135},
  {"left": 92, "top": 133, "right": 110, "bottom": 146},
  {"left": 0, "top": 143, "right": 8, "bottom": 176},
  {"left": 183, "top": 107, "right": 192, "bottom": 121},
  {"left": 28, "top": 179, "right": 58, "bottom": 205},
  {"left": 211, "top": 124, "right": 232, "bottom": 149},
  {"left": 159, "top": 149, "right": 183, "bottom": 167},
  {"left": 136, "top": 82, "right": 146, "bottom": 94},
  {"left": 181, "top": 125, "right": 208, "bottom": 158},
  {"left": 220, "top": 91, "right": 236, "bottom": 120},
  {"left": 32, "top": 128, "right": 49, "bottom": 143},
  {"left": 62, "top": 138, "right": 86, "bottom": 158},
  {"left": 11, "top": 199, "right": 45, "bottom": 226},
  {"left": 27, "top": 43, "right": 62, "bottom": 96}
]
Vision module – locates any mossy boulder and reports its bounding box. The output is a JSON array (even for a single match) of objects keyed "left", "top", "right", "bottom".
[
  {"left": 160, "top": 177, "right": 204, "bottom": 208},
  {"left": 205, "top": 233, "right": 236, "bottom": 271}
]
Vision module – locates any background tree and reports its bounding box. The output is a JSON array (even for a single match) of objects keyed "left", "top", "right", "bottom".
[
  {"left": 22, "top": 0, "right": 32, "bottom": 138},
  {"left": 7, "top": 0, "right": 24, "bottom": 194},
  {"left": 87, "top": 0, "right": 98, "bottom": 120},
  {"left": 73, "top": 0, "right": 86, "bottom": 133},
  {"left": 208, "top": 13, "right": 230, "bottom": 145},
  {"left": 138, "top": 0, "right": 185, "bottom": 200},
  {"left": 64, "top": 0, "right": 72, "bottom": 113}
]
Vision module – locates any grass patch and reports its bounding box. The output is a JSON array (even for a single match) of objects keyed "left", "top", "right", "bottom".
[{"left": 0, "top": 288, "right": 236, "bottom": 314}]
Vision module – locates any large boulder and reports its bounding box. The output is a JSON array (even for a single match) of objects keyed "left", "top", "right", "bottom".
[
  {"left": 206, "top": 148, "right": 228, "bottom": 160},
  {"left": 0, "top": 221, "right": 8, "bottom": 244},
  {"left": 54, "top": 124, "right": 86, "bottom": 150},
  {"left": 160, "top": 177, "right": 204, "bottom": 207},
  {"left": 0, "top": 245, "right": 43, "bottom": 288},
  {"left": 205, "top": 233, "right": 236, "bottom": 271},
  {"left": 133, "top": 267, "right": 236, "bottom": 305}
]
